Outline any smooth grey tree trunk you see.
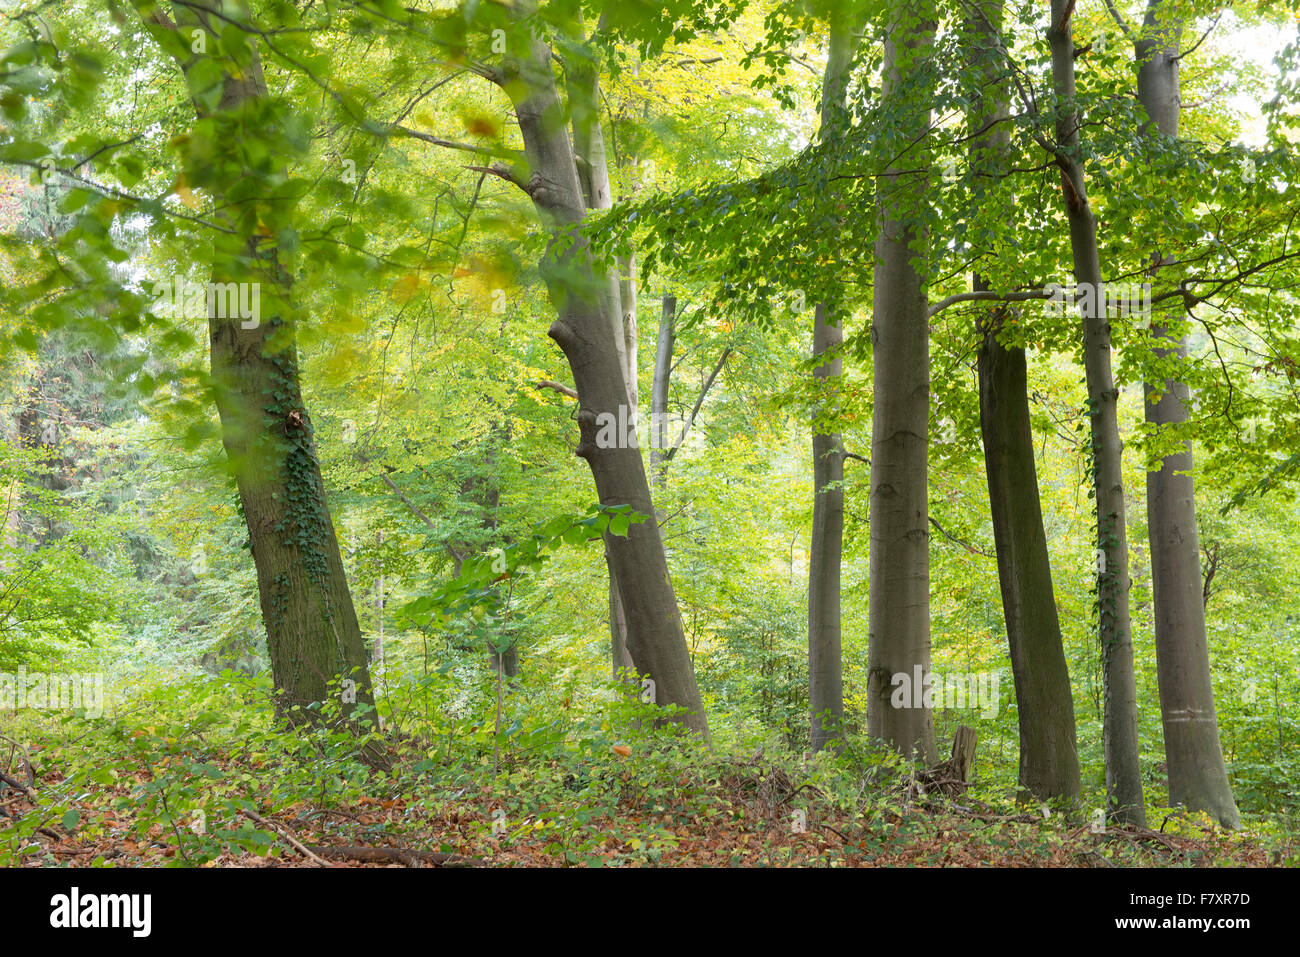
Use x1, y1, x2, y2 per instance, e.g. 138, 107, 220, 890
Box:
498, 11, 707, 735
1047, 0, 1145, 826
563, 12, 639, 679
649, 295, 676, 490
810, 299, 845, 752
867, 1, 939, 765
969, 0, 1081, 802
1134, 0, 1239, 827
808, 20, 858, 753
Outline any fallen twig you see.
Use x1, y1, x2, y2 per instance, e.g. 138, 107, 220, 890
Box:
305, 844, 480, 868
240, 809, 330, 867
0, 768, 37, 801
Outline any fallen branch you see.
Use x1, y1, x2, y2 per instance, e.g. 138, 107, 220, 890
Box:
0, 733, 35, 787
814, 822, 851, 844
240, 809, 330, 867
0, 768, 37, 801
304, 844, 480, 868
0, 798, 65, 843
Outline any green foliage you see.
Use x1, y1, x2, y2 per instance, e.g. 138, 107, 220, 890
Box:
0, 0, 1296, 867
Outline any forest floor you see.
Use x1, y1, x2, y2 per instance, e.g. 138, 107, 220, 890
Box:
3, 735, 1290, 868
2, 674, 1293, 868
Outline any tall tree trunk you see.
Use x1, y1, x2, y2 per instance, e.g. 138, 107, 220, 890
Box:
808, 19, 857, 754
1047, 0, 1145, 825
810, 298, 845, 752
2, 413, 21, 574
564, 11, 640, 678
606, 554, 634, 675
1135, 0, 1239, 827
649, 294, 676, 490
142, 5, 378, 725
867, 1, 939, 764
969, 0, 1081, 801
638, 291, 675, 684
375, 529, 385, 669
499, 12, 706, 735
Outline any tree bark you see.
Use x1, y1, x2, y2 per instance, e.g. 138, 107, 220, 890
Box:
145, 4, 377, 723
867, 1, 939, 764
810, 298, 845, 752
1047, 0, 1145, 825
649, 294, 676, 489
499, 10, 707, 735
969, 0, 1081, 802
563, 11, 640, 679
1134, 0, 1239, 827
808, 19, 857, 754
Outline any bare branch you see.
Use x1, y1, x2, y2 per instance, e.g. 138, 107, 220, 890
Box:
393, 125, 520, 160
535, 380, 579, 399
664, 348, 731, 462
928, 517, 992, 558
1174, 11, 1222, 62
927, 288, 1051, 318
1103, 0, 1134, 39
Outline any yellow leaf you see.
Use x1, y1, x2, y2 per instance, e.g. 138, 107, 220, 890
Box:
391, 272, 421, 303
173, 175, 200, 209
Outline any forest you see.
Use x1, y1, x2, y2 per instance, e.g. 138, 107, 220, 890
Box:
0, 0, 1297, 876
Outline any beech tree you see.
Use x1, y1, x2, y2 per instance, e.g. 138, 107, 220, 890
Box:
1046, 0, 1145, 825
966, 0, 1081, 802
138, 1, 378, 724
867, 0, 939, 764
7, 0, 1299, 866
809, 13, 859, 754
1123, 0, 1240, 827
486, 2, 708, 734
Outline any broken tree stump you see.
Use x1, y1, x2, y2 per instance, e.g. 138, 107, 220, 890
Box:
914, 726, 978, 799
948, 725, 978, 783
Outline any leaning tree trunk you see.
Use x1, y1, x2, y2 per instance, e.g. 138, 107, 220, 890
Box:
142, 5, 377, 723
564, 11, 640, 679
867, 1, 939, 764
498, 15, 707, 735
1135, 0, 1239, 827
808, 19, 858, 753
1047, 0, 1145, 825
969, 0, 1081, 801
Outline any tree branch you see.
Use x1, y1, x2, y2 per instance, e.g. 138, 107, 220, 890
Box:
393, 125, 521, 161
928, 516, 992, 558
1102, 0, 1134, 39
535, 380, 578, 399
377, 472, 435, 529
664, 348, 731, 462
927, 288, 1051, 318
